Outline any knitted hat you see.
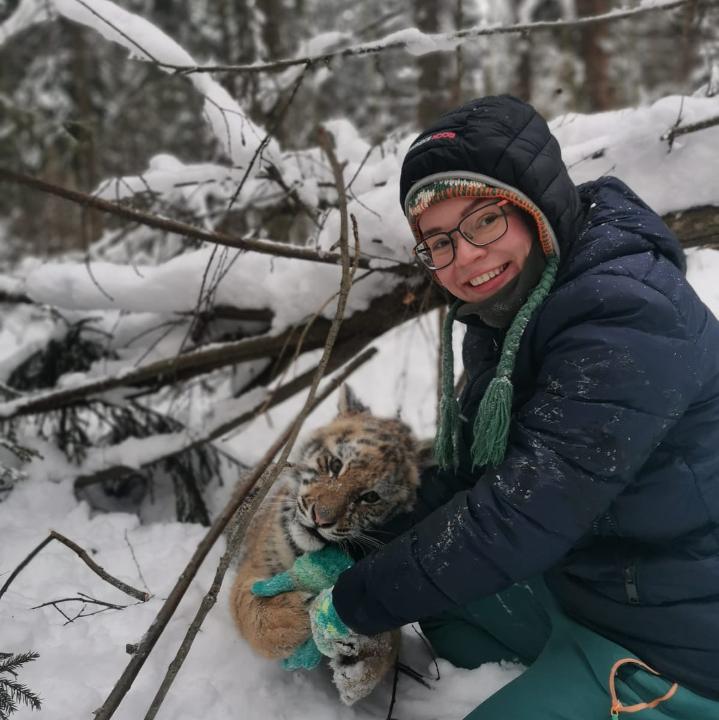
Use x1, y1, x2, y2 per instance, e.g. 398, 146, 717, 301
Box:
405, 171, 560, 470
405, 173, 560, 257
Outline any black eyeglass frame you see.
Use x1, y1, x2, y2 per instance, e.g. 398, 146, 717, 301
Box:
413, 199, 511, 271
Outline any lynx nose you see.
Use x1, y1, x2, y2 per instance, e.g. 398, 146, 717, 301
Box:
311, 503, 335, 528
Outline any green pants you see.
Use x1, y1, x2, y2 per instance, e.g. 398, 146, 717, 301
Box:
419, 579, 718, 720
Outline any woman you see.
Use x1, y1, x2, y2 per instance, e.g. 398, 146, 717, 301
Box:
278, 95, 719, 718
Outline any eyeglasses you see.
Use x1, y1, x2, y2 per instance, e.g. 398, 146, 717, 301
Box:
413, 199, 510, 270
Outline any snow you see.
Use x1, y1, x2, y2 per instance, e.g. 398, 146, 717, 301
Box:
377, 28, 463, 56
4, 235, 719, 716
14, 94, 719, 335
1, 0, 281, 168
0, 342, 518, 720
3, 87, 719, 712
2, 2, 719, 716
0, 0, 52, 45
551, 95, 719, 214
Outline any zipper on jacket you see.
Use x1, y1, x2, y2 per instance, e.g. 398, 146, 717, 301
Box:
623, 563, 640, 605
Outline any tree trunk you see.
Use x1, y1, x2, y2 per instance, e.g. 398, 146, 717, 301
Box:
576, 0, 616, 111
415, 0, 453, 127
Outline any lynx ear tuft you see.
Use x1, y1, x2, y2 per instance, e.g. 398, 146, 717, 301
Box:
337, 385, 369, 416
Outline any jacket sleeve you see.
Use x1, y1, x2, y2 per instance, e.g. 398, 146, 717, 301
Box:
333, 273, 702, 635
347, 464, 475, 562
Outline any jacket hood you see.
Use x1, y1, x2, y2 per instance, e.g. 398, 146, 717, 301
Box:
568, 177, 686, 280
400, 95, 584, 254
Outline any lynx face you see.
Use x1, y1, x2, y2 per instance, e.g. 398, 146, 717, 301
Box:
292, 410, 419, 545
230, 385, 417, 701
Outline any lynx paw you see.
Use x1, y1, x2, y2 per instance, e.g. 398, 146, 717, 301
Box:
328, 631, 397, 705
250, 589, 313, 659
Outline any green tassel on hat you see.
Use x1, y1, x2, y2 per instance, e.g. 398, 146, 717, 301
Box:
434, 300, 462, 469
435, 256, 559, 470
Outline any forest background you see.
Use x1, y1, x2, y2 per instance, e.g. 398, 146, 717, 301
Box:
0, 1, 718, 719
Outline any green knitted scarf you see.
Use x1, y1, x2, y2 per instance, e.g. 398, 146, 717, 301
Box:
435, 255, 559, 470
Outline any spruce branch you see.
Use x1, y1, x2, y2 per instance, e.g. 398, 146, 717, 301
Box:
0, 652, 41, 720
0, 431, 41, 461
73, 345, 377, 492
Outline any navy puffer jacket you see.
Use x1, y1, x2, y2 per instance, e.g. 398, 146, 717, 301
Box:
333, 96, 719, 699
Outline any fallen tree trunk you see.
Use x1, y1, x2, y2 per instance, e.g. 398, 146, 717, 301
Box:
0, 277, 442, 420
664, 204, 719, 248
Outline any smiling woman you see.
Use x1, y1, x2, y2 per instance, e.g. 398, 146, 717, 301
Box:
323, 95, 719, 720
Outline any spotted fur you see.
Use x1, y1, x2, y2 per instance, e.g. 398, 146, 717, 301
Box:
229, 386, 419, 702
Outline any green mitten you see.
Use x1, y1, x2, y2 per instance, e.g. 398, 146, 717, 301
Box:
309, 587, 359, 659
251, 545, 354, 597
281, 637, 323, 671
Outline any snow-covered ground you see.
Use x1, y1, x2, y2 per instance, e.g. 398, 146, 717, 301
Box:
1, 2, 718, 717
2, 245, 719, 720
0, 316, 522, 720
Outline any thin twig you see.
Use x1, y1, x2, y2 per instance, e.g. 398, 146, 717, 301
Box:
124, 530, 151, 593
411, 624, 440, 680
158, 0, 698, 75
31, 595, 128, 612
386, 657, 401, 720
224, 63, 309, 218
0, 167, 413, 274
397, 662, 432, 689
0, 531, 150, 603
661, 113, 719, 146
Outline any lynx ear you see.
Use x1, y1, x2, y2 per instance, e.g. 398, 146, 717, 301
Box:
337, 385, 369, 416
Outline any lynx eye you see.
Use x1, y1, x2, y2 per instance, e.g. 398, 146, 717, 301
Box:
329, 457, 343, 476
359, 491, 380, 504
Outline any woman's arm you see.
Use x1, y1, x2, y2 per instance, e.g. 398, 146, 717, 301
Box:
334, 273, 703, 634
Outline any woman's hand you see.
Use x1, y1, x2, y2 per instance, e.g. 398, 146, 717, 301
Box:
251, 545, 354, 597
250, 546, 354, 669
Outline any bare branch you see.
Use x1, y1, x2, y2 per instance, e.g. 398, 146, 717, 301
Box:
0, 167, 413, 274
38, 596, 126, 625
661, 114, 719, 145
158, 0, 699, 75
31, 594, 129, 614
94, 155, 358, 716
139, 356, 366, 719
664, 204, 719, 247
0, 531, 150, 603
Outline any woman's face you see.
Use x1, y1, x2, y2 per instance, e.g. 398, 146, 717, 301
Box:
417, 196, 536, 303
